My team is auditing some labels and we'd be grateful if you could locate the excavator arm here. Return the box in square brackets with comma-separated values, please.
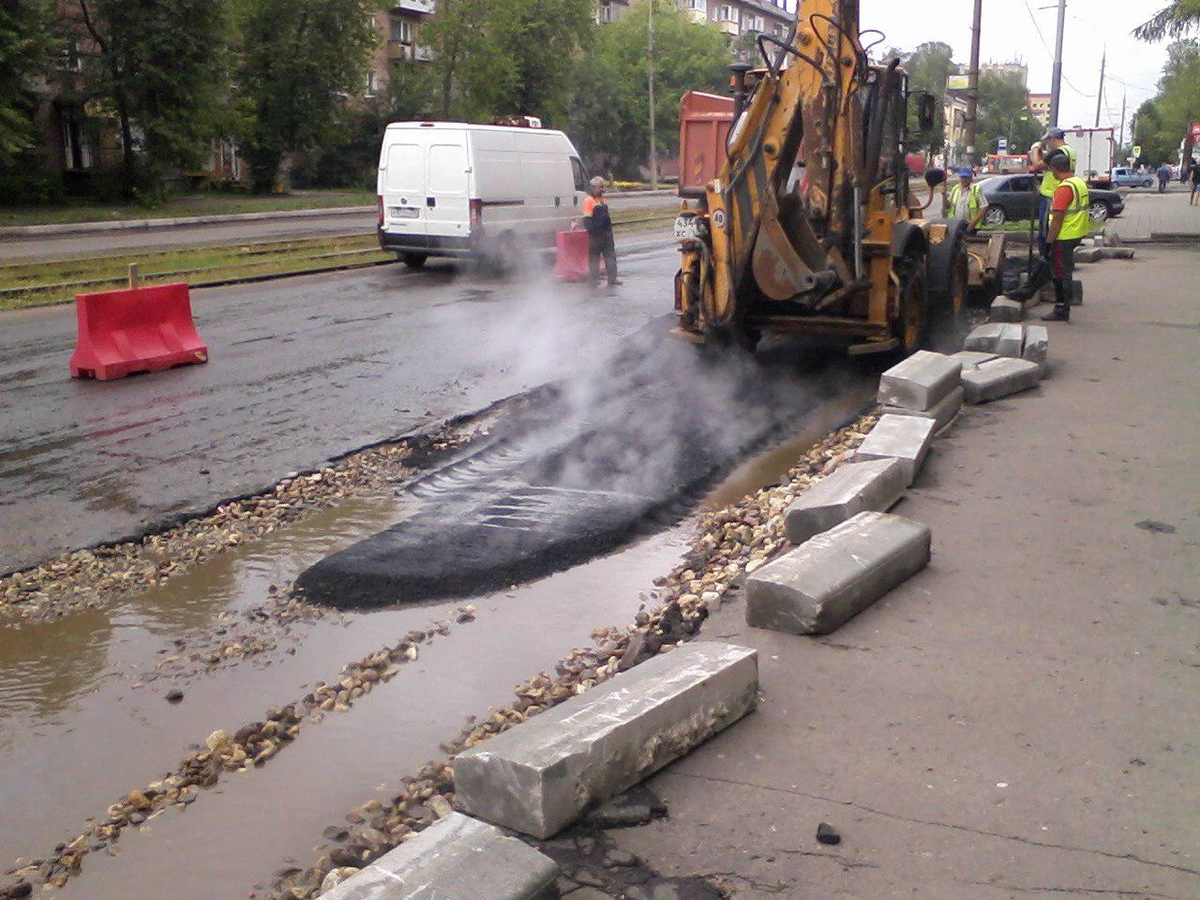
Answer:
[675, 0, 958, 351]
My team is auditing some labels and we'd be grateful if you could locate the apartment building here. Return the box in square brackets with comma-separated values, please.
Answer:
[367, 0, 436, 98]
[681, 0, 792, 39]
[1027, 92, 1051, 127]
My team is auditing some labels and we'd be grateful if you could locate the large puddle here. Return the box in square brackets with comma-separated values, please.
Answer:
[0, 367, 874, 900]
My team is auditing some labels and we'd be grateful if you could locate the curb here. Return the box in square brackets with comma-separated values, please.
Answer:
[0, 191, 675, 240]
[0, 205, 374, 239]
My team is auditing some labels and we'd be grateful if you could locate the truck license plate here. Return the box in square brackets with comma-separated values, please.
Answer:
[674, 215, 703, 242]
[390, 207, 419, 219]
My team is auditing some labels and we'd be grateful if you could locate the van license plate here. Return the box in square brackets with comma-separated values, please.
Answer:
[674, 216, 703, 242]
[391, 207, 419, 219]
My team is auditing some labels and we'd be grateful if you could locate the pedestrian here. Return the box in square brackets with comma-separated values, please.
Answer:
[581, 176, 620, 288]
[1157, 162, 1171, 193]
[1031, 127, 1076, 254]
[943, 166, 989, 232]
[1190, 160, 1200, 206]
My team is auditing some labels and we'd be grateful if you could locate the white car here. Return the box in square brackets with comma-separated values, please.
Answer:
[376, 121, 590, 268]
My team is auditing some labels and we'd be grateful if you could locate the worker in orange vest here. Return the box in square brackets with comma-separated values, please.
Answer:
[581, 176, 621, 287]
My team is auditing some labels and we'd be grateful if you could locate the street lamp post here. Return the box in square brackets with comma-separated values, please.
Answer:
[647, 0, 658, 190]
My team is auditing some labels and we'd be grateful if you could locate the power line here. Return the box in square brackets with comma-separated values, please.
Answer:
[1022, 0, 1097, 98]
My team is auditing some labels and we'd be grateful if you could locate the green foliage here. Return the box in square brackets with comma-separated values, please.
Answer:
[77, 0, 235, 188]
[975, 69, 1040, 155]
[0, 0, 58, 169]
[422, 0, 593, 124]
[1134, 0, 1200, 42]
[1135, 40, 1200, 165]
[892, 42, 954, 151]
[569, 0, 730, 177]
[235, 0, 383, 192]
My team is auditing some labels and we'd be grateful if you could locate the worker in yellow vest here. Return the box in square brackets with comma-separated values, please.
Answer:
[1031, 127, 1077, 252]
[943, 167, 989, 232]
[1007, 153, 1089, 319]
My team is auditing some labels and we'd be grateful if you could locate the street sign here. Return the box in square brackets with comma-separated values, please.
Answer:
[947, 75, 970, 91]
[997, 137, 1008, 152]
[1133, 145, 1142, 158]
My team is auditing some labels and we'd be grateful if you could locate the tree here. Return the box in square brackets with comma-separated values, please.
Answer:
[0, 0, 57, 169]
[1142, 39, 1200, 164]
[569, 0, 729, 177]
[1134, 0, 1200, 42]
[421, 0, 592, 125]
[235, 0, 382, 192]
[975, 69, 1040, 156]
[75, 0, 234, 194]
[894, 42, 955, 151]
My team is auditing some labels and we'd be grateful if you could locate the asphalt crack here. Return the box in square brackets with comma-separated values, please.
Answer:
[663, 771, 1200, 880]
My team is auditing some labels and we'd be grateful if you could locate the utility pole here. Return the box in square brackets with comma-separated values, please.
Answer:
[1048, 0, 1067, 128]
[964, 0, 983, 165]
[1118, 90, 1126, 149]
[647, 0, 658, 190]
[1093, 48, 1105, 128]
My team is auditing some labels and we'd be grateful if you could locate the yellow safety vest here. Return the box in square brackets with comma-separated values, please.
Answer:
[1040, 144, 1078, 198]
[1056, 175, 1091, 241]
[948, 182, 983, 218]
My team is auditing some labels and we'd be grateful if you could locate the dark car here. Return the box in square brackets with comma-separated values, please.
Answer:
[978, 174, 1125, 226]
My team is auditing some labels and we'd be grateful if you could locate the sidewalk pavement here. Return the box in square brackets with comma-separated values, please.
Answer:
[607, 246, 1200, 898]
[1107, 187, 1200, 241]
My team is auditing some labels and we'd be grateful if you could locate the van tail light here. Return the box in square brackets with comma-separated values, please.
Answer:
[469, 198, 483, 235]
[377, 196, 384, 227]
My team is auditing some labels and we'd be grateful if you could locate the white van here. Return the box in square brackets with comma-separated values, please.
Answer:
[376, 121, 590, 267]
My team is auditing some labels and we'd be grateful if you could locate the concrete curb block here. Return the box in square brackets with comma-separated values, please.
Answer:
[960, 356, 1042, 403]
[1022, 324, 1049, 368]
[882, 384, 965, 433]
[989, 297, 1024, 323]
[783, 458, 906, 545]
[964, 323, 1023, 358]
[746, 510, 931, 635]
[1074, 246, 1103, 263]
[319, 813, 559, 900]
[0, 205, 373, 239]
[877, 351, 961, 411]
[454, 642, 758, 839]
[853, 414, 937, 487]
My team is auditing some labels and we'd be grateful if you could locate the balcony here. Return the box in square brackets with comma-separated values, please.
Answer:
[413, 44, 434, 62]
[718, 19, 738, 35]
[395, 0, 434, 13]
[386, 40, 407, 62]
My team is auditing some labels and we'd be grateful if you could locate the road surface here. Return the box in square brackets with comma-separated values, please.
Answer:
[0, 193, 681, 262]
[0, 233, 680, 573]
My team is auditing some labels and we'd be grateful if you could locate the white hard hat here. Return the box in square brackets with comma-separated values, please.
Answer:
[590, 176, 607, 188]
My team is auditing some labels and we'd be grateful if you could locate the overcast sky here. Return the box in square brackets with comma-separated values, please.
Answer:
[856, 0, 1171, 142]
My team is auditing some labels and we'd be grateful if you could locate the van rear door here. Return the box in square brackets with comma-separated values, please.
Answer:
[425, 134, 471, 242]
[381, 133, 427, 239]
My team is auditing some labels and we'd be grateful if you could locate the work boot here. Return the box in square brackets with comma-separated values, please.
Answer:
[1041, 306, 1069, 322]
[606, 279, 623, 287]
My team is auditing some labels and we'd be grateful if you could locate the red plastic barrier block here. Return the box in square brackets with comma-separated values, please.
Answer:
[70, 282, 209, 381]
[553, 230, 603, 283]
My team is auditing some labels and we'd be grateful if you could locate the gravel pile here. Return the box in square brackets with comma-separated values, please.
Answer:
[255, 411, 879, 900]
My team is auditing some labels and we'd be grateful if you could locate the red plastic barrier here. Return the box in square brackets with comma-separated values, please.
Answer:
[553, 229, 603, 283]
[70, 282, 209, 381]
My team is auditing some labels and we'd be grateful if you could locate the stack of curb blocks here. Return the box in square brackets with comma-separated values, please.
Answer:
[959, 322, 1048, 403]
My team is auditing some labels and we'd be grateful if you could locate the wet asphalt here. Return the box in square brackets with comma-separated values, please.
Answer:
[0, 234, 680, 574]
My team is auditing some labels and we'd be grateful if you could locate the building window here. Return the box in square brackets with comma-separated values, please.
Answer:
[365, 70, 377, 96]
[58, 40, 82, 72]
[391, 18, 412, 42]
[686, 0, 706, 10]
[720, 4, 736, 21]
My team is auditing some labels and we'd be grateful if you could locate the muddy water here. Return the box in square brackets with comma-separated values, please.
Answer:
[0, 487, 688, 899]
[0, 375, 874, 899]
[701, 380, 877, 509]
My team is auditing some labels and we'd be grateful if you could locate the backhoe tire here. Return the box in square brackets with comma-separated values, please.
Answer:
[926, 221, 970, 351]
[894, 250, 930, 356]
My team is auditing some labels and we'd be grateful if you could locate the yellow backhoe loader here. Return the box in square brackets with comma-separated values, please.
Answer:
[673, 0, 1005, 353]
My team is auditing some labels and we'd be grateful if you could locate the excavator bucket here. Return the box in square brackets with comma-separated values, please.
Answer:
[750, 188, 830, 302]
